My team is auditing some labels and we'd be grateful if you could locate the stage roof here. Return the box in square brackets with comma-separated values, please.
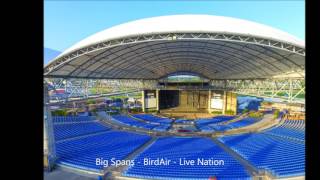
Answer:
[44, 15, 305, 80]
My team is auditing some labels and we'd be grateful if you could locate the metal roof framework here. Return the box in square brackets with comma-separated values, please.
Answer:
[44, 32, 305, 80]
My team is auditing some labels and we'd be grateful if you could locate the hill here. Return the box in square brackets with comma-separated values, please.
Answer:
[44, 48, 61, 66]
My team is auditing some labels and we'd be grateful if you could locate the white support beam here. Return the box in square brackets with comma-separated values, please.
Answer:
[220, 79, 305, 104]
[45, 78, 305, 104]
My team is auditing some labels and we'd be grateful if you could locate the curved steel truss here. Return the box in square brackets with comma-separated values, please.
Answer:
[44, 32, 305, 80]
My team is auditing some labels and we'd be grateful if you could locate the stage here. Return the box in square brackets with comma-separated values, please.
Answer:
[159, 107, 214, 119]
[142, 89, 237, 116]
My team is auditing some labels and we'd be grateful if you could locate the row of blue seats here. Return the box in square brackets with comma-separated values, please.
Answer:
[262, 128, 305, 141]
[77, 112, 89, 116]
[111, 115, 159, 130]
[197, 124, 231, 132]
[197, 118, 259, 132]
[123, 137, 251, 180]
[53, 122, 111, 141]
[196, 116, 235, 126]
[261, 120, 305, 141]
[55, 131, 151, 172]
[52, 116, 95, 123]
[219, 133, 305, 178]
[153, 124, 171, 132]
[281, 120, 305, 130]
[227, 118, 259, 128]
[132, 114, 172, 124]
[175, 119, 192, 124]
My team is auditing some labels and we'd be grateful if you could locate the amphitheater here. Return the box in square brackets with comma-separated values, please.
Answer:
[44, 15, 305, 180]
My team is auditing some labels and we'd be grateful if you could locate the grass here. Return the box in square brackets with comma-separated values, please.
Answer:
[248, 111, 264, 118]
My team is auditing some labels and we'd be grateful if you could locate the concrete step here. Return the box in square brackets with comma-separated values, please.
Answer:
[105, 137, 158, 176]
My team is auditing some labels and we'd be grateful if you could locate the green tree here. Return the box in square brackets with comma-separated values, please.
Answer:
[273, 109, 280, 119]
[242, 108, 249, 113]
[225, 110, 235, 115]
[51, 109, 68, 116]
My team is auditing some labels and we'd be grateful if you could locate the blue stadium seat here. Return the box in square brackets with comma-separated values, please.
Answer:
[219, 133, 305, 178]
[54, 122, 111, 141]
[111, 115, 159, 130]
[261, 120, 305, 141]
[153, 124, 171, 132]
[52, 115, 95, 123]
[196, 117, 258, 132]
[196, 116, 235, 126]
[175, 119, 192, 124]
[123, 137, 251, 180]
[56, 131, 151, 172]
[132, 114, 172, 124]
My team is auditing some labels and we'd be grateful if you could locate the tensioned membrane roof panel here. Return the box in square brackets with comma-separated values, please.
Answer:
[44, 15, 305, 80]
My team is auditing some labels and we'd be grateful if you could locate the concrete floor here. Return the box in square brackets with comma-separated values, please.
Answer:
[44, 169, 98, 180]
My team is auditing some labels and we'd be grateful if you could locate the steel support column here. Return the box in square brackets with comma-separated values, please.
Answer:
[156, 89, 160, 111]
[44, 83, 56, 171]
[141, 90, 146, 112]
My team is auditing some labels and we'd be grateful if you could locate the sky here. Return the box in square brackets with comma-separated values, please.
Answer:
[44, 48, 61, 65]
[44, 0, 305, 52]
